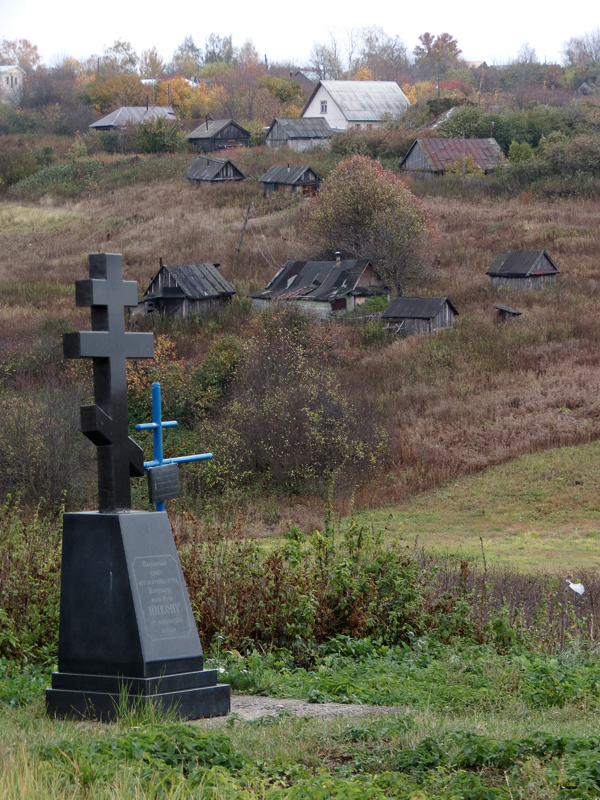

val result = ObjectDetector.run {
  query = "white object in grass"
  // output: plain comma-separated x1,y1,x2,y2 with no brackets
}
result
566,579,585,595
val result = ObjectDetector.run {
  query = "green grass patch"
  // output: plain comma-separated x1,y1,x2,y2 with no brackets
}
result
355,441,600,571
0,204,83,235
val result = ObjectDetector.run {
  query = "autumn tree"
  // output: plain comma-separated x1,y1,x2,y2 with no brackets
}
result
139,47,165,79
307,155,438,295
413,32,462,77
83,74,146,113
0,38,41,71
170,36,202,78
101,39,138,75
356,26,409,80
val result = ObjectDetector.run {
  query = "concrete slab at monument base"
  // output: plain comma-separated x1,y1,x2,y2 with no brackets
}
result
46,510,230,721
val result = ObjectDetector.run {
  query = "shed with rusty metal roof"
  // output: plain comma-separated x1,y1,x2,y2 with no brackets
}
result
250,257,389,318
301,80,410,130
90,106,176,130
486,250,559,289
186,119,250,152
140,262,235,317
266,117,333,152
382,297,458,336
259,164,320,196
183,155,245,184
399,138,506,176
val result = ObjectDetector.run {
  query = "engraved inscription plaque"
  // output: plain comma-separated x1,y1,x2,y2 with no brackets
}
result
132,555,193,641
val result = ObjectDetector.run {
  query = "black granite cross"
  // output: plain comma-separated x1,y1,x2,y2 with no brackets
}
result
63,253,154,512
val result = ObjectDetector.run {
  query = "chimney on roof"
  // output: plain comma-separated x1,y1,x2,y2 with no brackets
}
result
335,251,341,266
146,94,149,111
206,115,209,131
159,257,163,268
287,163,290,173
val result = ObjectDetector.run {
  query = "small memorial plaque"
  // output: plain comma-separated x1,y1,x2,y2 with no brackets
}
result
148,463,180,504
132,555,193,641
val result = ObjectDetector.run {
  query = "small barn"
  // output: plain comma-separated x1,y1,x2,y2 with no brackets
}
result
399,138,506,177
186,119,250,152
486,250,560,289
183,156,245,184
250,257,389,319
265,117,333,152
382,297,458,336
89,106,175,130
259,164,320,196
140,262,235,317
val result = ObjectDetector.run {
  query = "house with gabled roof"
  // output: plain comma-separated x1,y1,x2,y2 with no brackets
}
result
382,297,458,336
486,250,560,289
399,138,506,176
140,262,235,317
250,255,389,318
90,106,176,130
266,117,333,151
186,119,250,152
183,155,245,184
259,164,320,196
0,65,25,103
301,80,410,131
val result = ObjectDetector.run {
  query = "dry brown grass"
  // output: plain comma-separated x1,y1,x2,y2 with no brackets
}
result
2,163,600,518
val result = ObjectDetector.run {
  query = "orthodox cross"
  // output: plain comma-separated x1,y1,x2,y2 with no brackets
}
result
63,253,154,512
136,381,213,511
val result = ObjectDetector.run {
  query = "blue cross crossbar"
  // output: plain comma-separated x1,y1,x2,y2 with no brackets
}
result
135,381,213,510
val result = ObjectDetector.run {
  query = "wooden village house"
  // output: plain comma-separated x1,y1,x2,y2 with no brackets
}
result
183,155,245,184
186,119,250,152
486,250,560,289
89,106,176,130
300,80,410,131
259,164,320,196
140,262,235,317
250,256,389,319
382,297,458,336
399,138,506,177
265,117,334,151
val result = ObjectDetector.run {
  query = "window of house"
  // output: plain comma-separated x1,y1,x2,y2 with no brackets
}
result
320,100,327,113
355,124,361,129
14,78,17,85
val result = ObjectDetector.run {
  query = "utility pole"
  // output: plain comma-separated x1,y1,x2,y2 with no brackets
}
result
235,202,252,259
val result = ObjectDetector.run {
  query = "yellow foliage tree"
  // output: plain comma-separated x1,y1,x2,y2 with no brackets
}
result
444,154,485,177
401,83,418,104
354,66,373,81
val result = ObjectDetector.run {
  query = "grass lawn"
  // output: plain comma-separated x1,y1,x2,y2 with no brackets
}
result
351,440,600,573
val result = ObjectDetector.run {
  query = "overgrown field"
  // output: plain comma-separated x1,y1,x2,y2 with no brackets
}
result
1,151,600,518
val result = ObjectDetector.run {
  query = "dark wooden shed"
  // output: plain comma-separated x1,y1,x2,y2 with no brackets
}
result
259,164,320,196
186,119,250,152
486,250,559,289
140,263,235,317
382,297,458,336
183,155,245,184
399,138,506,177
494,304,522,321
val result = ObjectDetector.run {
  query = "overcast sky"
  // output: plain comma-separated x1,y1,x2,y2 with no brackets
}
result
2,0,598,68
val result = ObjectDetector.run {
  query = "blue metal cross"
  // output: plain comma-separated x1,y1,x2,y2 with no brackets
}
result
135,381,213,511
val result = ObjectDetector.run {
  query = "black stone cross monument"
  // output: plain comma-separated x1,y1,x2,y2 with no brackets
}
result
46,253,230,720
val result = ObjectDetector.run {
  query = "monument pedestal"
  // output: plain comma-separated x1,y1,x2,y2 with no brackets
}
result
46,511,230,721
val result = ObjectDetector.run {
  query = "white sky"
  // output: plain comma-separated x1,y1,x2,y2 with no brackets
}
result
2,0,598,68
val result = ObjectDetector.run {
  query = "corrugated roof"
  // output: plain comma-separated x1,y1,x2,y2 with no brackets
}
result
303,81,410,122
143,264,235,300
267,117,333,139
182,156,245,182
486,250,560,278
0,65,25,74
382,297,458,320
259,165,319,185
90,106,175,129
250,259,386,302
186,119,250,139
402,138,506,171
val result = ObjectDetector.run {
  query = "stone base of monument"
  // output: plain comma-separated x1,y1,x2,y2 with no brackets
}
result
46,511,230,721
